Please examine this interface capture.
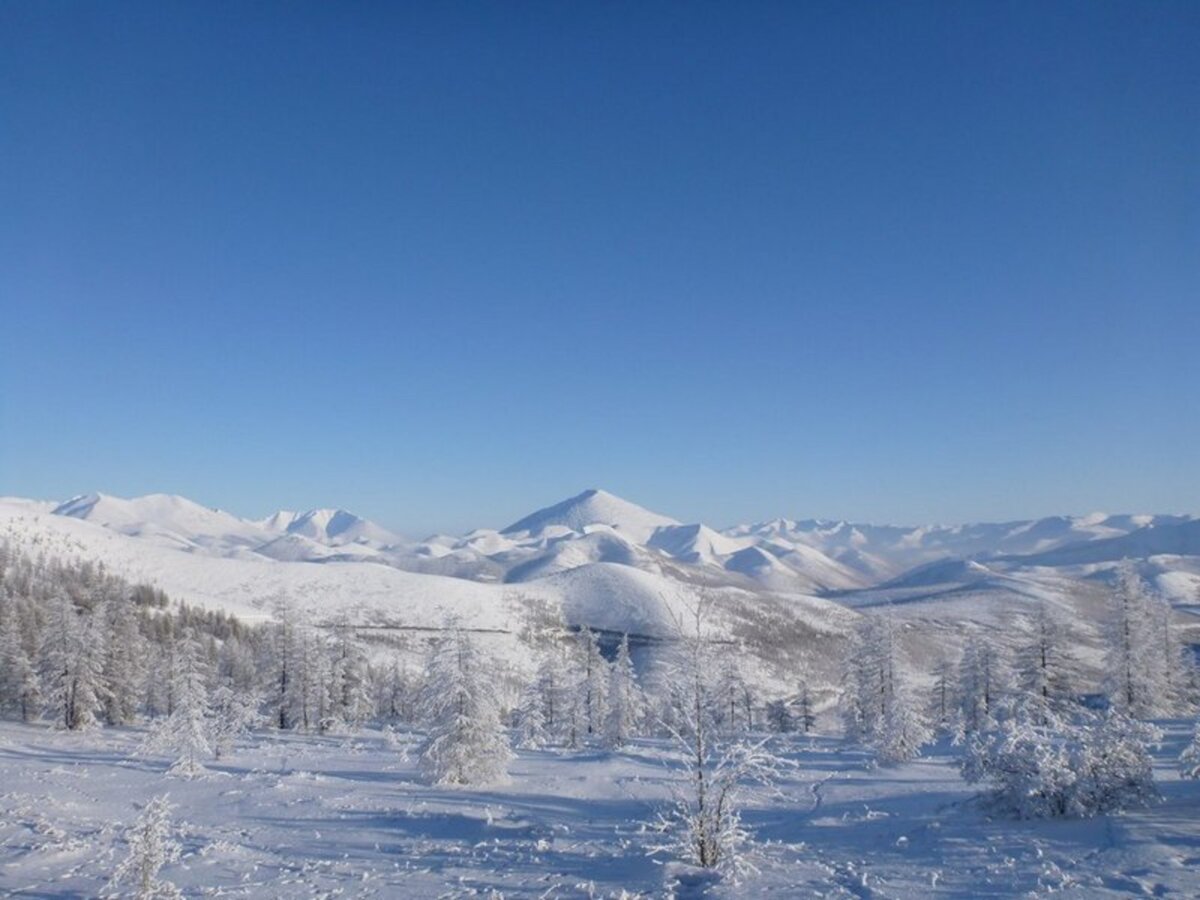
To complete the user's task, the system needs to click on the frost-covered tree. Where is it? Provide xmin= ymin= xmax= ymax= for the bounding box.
xmin=209 ymin=682 xmax=261 ymax=759
xmin=1105 ymin=561 xmax=1171 ymax=718
xmin=41 ymin=595 xmax=108 ymax=731
xmin=512 ymin=678 xmax=549 ymax=749
xmin=1180 ymin=719 xmax=1200 ymax=780
xmin=842 ymin=614 xmax=929 ymax=764
xmin=962 ymin=707 xmax=1160 ymax=818
xmin=0 ymin=605 xmax=39 ymax=721
xmin=716 ymin=650 xmax=754 ymax=734
xmin=1150 ymin=589 xmax=1194 ymax=716
xmin=766 ymin=699 xmax=794 ymax=733
xmin=605 ymin=633 xmax=646 ymax=747
xmin=375 ymin=659 xmax=419 ymax=724
xmin=1014 ymin=603 xmax=1075 ymax=726
xmin=532 ymin=645 xmax=578 ymax=747
xmin=142 ymin=631 xmax=212 ymax=777
xmin=795 ymin=679 xmax=817 ymax=735
xmin=417 ymin=626 xmax=513 ymax=785
xmin=648 ymin=597 xmax=786 ymax=875
xmin=930 ymin=652 xmax=957 ymax=736
xmin=329 ymin=621 xmax=372 ymax=730
xmin=106 ymin=794 xmax=183 ymax=899
xmin=956 ymin=634 xmax=1011 ymax=739
xmin=99 ymin=596 xmax=145 ymax=726
xmin=577 ymin=626 xmax=609 ymax=739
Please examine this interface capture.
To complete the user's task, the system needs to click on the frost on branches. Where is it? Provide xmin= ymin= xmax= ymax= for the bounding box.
xmin=105 ymin=794 xmax=183 ymax=900
xmin=962 ymin=707 xmax=1161 ymax=819
xmin=417 ymin=624 xmax=513 ymax=786
xmin=1180 ymin=719 xmax=1200 ymax=780
xmin=647 ymin=597 xmax=787 ymax=878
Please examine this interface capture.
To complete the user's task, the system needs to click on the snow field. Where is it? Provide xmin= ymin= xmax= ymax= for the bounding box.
xmin=2 ymin=721 xmax=1199 ymax=898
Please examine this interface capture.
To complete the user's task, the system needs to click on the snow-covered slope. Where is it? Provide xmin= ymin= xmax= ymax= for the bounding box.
xmin=53 ymin=492 xmax=275 ymax=554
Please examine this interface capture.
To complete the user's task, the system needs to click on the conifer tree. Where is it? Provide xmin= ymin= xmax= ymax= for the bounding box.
xmin=605 ymin=633 xmax=646 ymax=747
xmin=106 ymin=794 xmax=183 ymax=899
xmin=417 ymin=626 xmax=512 ymax=785
xmin=142 ymin=631 xmax=212 ymax=777
xmin=41 ymin=595 xmax=108 ymax=731
xmin=1014 ymin=603 xmax=1075 ymax=726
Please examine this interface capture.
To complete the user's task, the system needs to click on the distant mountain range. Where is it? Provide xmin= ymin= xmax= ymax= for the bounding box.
xmin=24 ymin=488 xmax=1199 ymax=600
xmin=2 ymin=486 xmax=1196 ymax=692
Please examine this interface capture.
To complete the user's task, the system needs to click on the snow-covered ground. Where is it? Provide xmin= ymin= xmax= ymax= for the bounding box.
xmin=2 ymin=721 xmax=1197 ymax=898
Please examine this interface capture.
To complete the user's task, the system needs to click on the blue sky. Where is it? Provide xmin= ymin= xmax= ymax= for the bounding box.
xmin=1 ymin=2 xmax=1197 ymax=534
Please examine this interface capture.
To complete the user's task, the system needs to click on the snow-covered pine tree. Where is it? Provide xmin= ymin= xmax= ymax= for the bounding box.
xmin=41 ymin=594 xmax=108 ymax=731
xmin=99 ymin=595 xmax=145 ymax=726
xmin=534 ymin=643 xmax=580 ymax=747
xmin=766 ymin=699 xmax=794 ymax=733
xmin=376 ymin=659 xmax=420 ymax=724
xmin=512 ymin=678 xmax=549 ymax=749
xmin=715 ymin=650 xmax=753 ymax=735
xmin=329 ymin=620 xmax=372 ymax=730
xmin=1150 ymin=589 xmax=1194 ymax=715
xmin=271 ymin=618 xmax=295 ymax=730
xmin=605 ymin=633 xmax=646 ymax=747
xmin=209 ymin=681 xmax=261 ymax=759
xmin=1104 ymin=561 xmax=1167 ymax=718
xmin=842 ymin=614 xmax=930 ymax=763
xmin=795 ymin=679 xmax=817 ymax=734
xmin=309 ymin=632 xmax=335 ymax=733
xmin=142 ymin=630 xmax=212 ymax=777
xmin=106 ymin=794 xmax=183 ymax=899
xmin=955 ymin=633 xmax=1010 ymax=739
xmin=930 ymin=652 xmax=957 ymax=737
xmin=1014 ymin=603 xmax=1075 ymax=726
xmin=1181 ymin=718 xmax=1200 ymax=779
xmin=417 ymin=625 xmax=513 ymax=785
xmin=577 ymin=626 xmax=610 ymax=740
xmin=0 ymin=602 xmax=39 ymax=721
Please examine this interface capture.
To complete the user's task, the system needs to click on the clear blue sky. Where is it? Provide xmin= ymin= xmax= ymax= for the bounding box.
xmin=1 ymin=2 xmax=1197 ymax=534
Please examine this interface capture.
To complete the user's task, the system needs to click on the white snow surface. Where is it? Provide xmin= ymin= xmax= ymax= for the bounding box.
xmin=1 ymin=720 xmax=1198 ymax=898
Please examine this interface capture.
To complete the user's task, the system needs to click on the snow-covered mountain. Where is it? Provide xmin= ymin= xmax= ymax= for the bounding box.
xmin=728 ymin=513 xmax=1195 ymax=582
xmin=501 ymin=488 xmax=679 ymax=543
xmin=27 ymin=489 xmax=1200 ymax=604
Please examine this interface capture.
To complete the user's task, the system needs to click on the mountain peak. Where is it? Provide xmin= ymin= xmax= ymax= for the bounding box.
xmin=502 ymin=488 xmax=679 ymax=543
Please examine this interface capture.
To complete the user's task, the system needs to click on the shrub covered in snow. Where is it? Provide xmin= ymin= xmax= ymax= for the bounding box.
xmin=961 ymin=708 xmax=1160 ymax=818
